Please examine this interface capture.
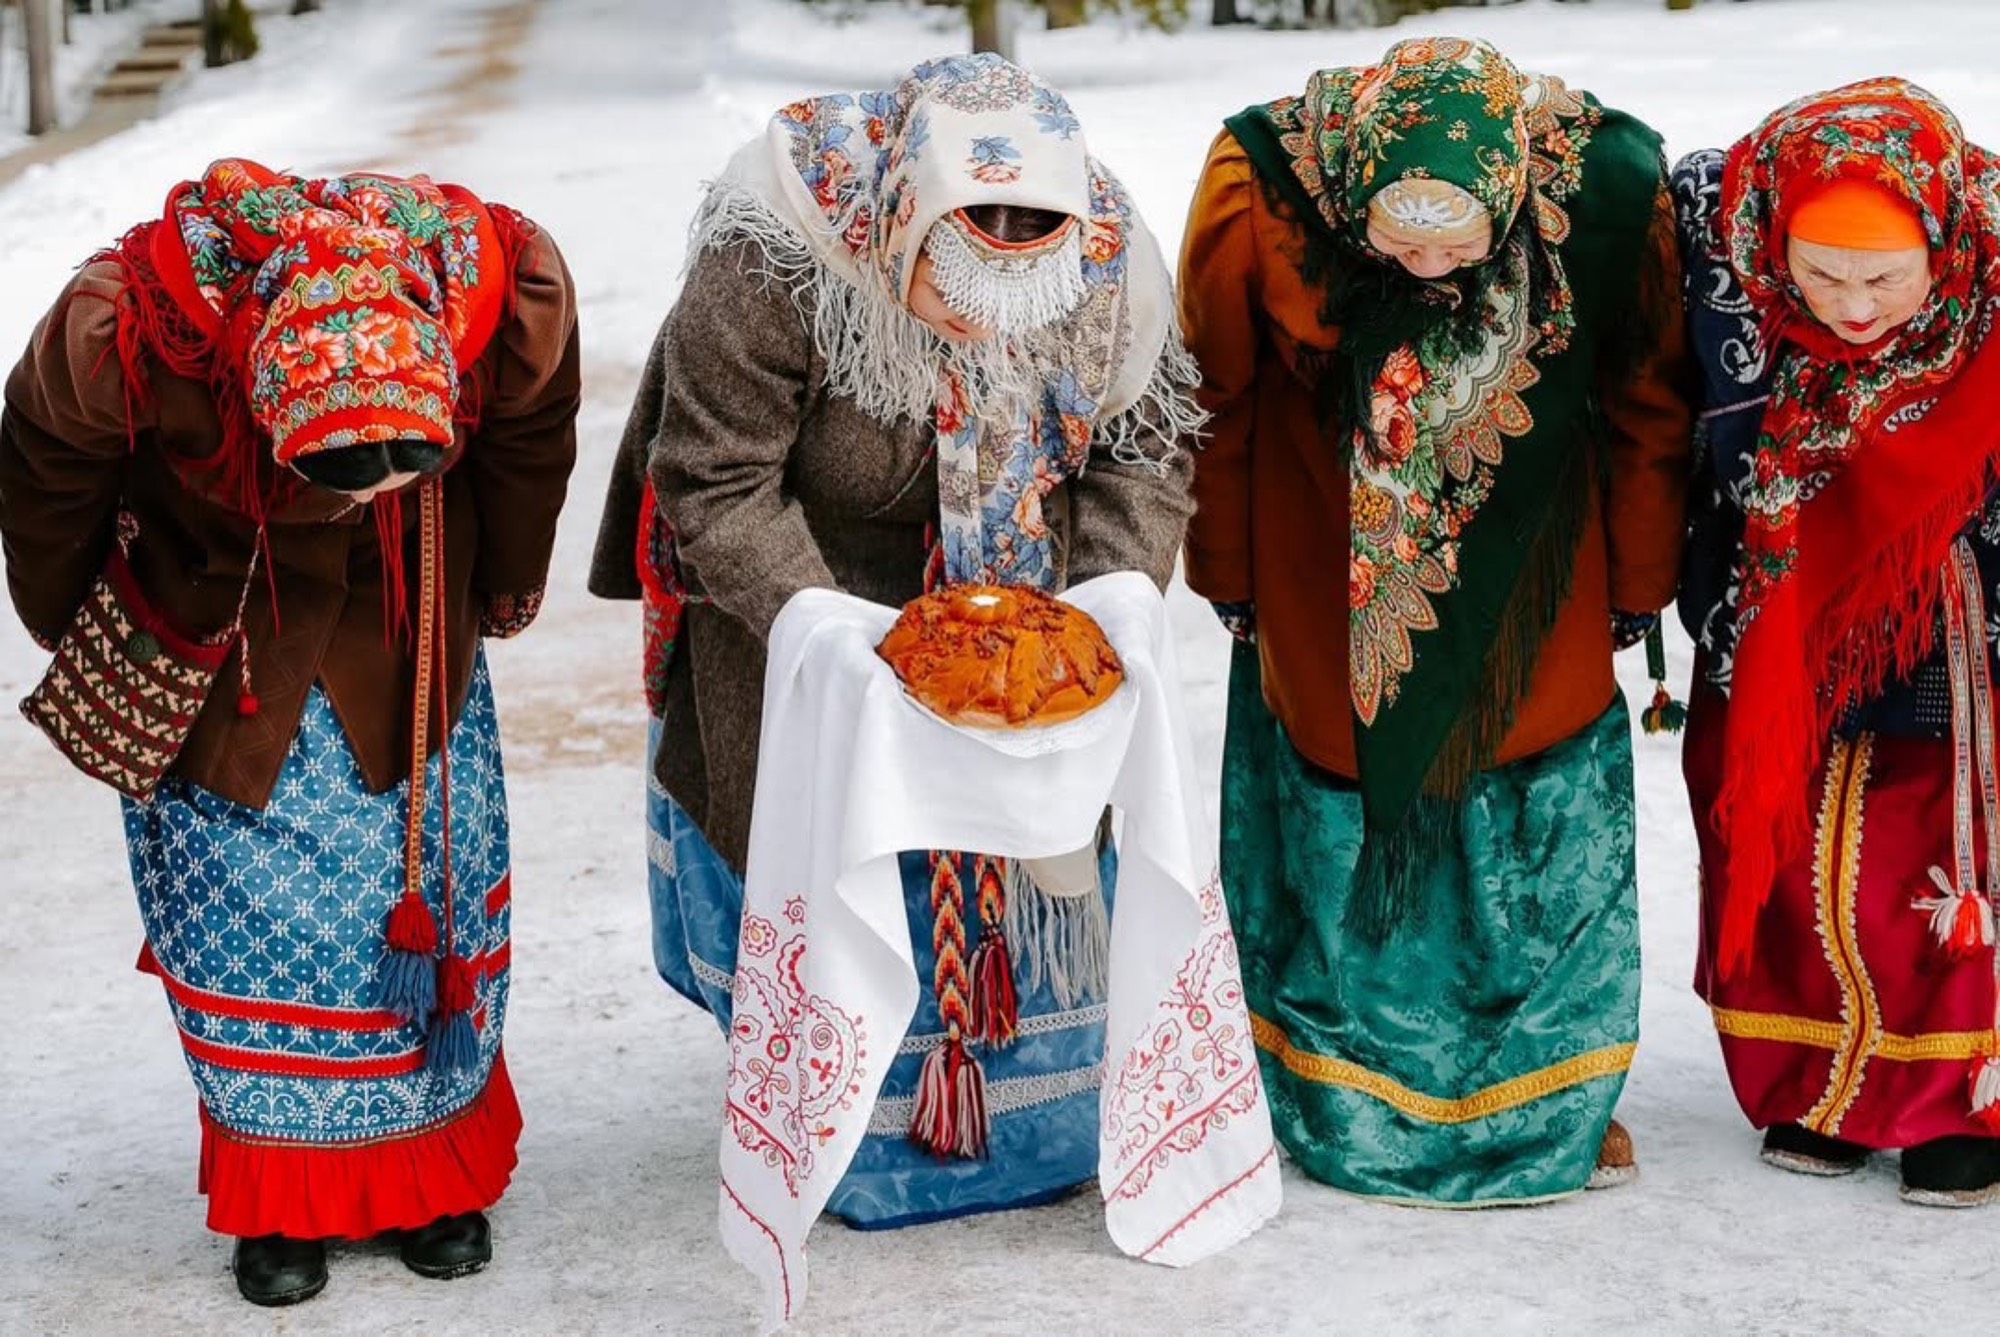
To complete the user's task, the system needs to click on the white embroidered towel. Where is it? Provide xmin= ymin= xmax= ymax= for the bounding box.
xmin=717 ymin=572 xmax=1279 ymax=1331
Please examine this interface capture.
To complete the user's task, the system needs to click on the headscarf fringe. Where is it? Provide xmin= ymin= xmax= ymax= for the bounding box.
xmin=689 ymin=181 xmax=944 ymax=428
xmin=1094 ymin=324 xmax=1205 ymax=475
xmin=96 ymin=223 xmax=279 ymax=522
xmin=1346 ymin=797 xmax=1454 ymax=944
xmin=1598 ymin=183 xmax=1679 ymax=398
xmin=1712 ymin=458 xmax=1999 ymax=975
xmin=453 ymin=203 xmax=538 ymax=438
xmin=689 ymin=180 xmax=1193 ymax=480
xmin=1000 ymin=856 xmax=1110 ymax=1010
xmin=1345 ymin=433 xmax=1591 ymax=941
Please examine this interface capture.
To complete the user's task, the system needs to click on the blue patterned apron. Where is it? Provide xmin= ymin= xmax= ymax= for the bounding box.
xmin=124 ymin=655 xmax=515 ymax=1236
xmin=647 ymin=719 xmax=1109 ymax=1228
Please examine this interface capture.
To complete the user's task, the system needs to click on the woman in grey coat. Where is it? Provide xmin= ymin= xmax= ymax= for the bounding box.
xmin=590 ymin=54 xmax=1199 ymax=1227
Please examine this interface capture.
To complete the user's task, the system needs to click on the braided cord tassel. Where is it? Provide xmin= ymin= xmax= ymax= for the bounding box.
xmin=422 ymin=480 xmax=479 ymax=1074
xmin=967 ymin=855 xmax=1019 ymax=1047
xmin=378 ymin=486 xmax=440 ymax=1025
xmin=910 ymin=852 xmax=989 ymax=1159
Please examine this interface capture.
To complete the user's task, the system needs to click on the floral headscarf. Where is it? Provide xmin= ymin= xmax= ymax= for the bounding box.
xmin=1314 ymin=39 xmax=1532 ymax=245
xmin=1708 ymin=80 xmax=2000 ymax=974
xmin=1721 ymin=79 xmax=1997 ymax=609
xmin=132 ymin=159 xmax=510 ymax=512
xmin=797 ymin=58 xmax=1092 ymax=327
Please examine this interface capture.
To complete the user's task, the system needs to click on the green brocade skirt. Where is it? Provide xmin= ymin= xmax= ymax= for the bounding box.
xmin=1222 ymin=643 xmax=1640 ymax=1206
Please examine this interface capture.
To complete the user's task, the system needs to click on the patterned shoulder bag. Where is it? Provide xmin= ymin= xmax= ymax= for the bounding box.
xmin=19 ymin=513 xmax=257 ymax=802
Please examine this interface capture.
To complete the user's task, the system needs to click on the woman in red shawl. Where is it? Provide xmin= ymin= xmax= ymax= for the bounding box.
xmin=1677 ymin=81 xmax=2000 ymax=1207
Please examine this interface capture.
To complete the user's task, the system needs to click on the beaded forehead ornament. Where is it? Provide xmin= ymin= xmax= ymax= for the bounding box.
xmin=1367 ymin=177 xmax=1491 ymax=244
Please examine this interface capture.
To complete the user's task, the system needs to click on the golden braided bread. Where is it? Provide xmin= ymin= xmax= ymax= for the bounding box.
xmin=877 ymin=585 xmax=1124 ymax=729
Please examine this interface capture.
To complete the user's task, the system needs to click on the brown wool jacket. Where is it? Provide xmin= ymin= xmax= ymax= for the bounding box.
xmin=590 ymin=238 xmax=1196 ymax=871
xmin=1180 ymin=129 xmax=1696 ymax=778
xmin=0 ymin=227 xmax=581 ymax=809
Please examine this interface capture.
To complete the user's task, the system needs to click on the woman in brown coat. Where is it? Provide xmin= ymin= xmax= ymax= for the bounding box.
xmin=1180 ymin=39 xmax=1692 ymax=1206
xmin=0 ymin=160 xmax=578 ymax=1305
xmin=591 ymin=54 xmax=1199 ymax=1229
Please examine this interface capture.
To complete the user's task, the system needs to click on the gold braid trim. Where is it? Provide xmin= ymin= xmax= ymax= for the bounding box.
xmin=1711 ymin=1006 xmax=1996 ymax=1064
xmin=1250 ymin=1013 xmax=1634 ymax=1126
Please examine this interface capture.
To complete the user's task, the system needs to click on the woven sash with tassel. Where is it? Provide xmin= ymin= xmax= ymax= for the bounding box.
xmin=911 ymin=851 xmax=989 ymax=1158
xmin=1911 ymin=540 xmax=2000 ymax=1129
xmin=373 ymin=479 xmax=481 ymax=1072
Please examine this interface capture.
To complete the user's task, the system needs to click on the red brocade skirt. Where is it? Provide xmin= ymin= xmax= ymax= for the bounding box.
xmin=1686 ymin=685 xmax=2000 ymax=1148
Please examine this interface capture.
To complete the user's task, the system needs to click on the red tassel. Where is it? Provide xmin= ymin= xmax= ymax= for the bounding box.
xmin=437 ymin=953 xmax=479 ymax=1016
xmin=236 ymin=691 xmax=261 ymax=718
xmin=968 ymin=934 xmax=1019 ymax=1047
xmin=1971 ymin=1057 xmax=2000 ymax=1133
xmin=1914 ymin=872 xmax=1995 ymax=960
xmin=909 ymin=1034 xmax=989 ymax=1160
xmin=386 ymin=891 xmax=439 ymax=955
xmin=1948 ymin=894 xmax=1995 ymax=957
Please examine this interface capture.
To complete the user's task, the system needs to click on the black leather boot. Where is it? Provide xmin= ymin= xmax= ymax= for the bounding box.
xmin=1900 ymin=1135 xmax=2000 ymax=1207
xmin=1760 ymin=1122 xmax=1870 ymax=1177
xmin=400 ymin=1210 xmax=492 ymax=1279
xmin=233 ymin=1234 xmax=327 ymax=1306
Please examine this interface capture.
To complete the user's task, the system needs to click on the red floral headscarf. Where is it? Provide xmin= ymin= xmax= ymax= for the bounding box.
xmin=1711 ymin=79 xmax=2000 ymax=974
xmin=1721 ymin=78 xmax=1998 ymax=607
xmin=116 ymin=158 xmax=515 ymax=516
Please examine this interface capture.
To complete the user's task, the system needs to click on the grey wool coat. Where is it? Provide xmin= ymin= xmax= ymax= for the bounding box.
xmin=590 ymin=238 xmax=1197 ymax=870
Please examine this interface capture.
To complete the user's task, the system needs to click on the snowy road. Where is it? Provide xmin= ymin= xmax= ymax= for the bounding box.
xmin=1 ymin=1 xmax=1994 ymax=1333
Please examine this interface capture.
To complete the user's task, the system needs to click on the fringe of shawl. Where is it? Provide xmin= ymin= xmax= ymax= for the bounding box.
xmin=1000 ymin=856 xmax=1111 ymax=1011
xmin=96 ymin=222 xmax=286 ymax=524
xmin=686 ymin=182 xmax=1199 ymax=472
xmin=1346 ymin=429 xmax=1595 ymax=942
xmin=1713 ymin=460 xmax=2000 ymax=977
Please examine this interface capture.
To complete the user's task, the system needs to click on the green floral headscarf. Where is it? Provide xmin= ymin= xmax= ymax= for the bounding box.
xmin=1321 ymin=39 xmax=1532 ymax=244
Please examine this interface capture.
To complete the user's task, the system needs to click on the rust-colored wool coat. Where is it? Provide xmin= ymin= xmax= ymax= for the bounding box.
xmin=0 ymin=229 xmax=580 ymax=809
xmin=1179 ymin=129 xmax=1696 ymax=777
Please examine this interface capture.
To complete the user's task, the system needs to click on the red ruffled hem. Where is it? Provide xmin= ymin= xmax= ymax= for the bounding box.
xmin=198 ymin=1051 xmax=522 ymax=1240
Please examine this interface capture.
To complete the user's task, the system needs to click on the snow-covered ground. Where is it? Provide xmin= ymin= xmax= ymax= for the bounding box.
xmin=1 ymin=0 xmax=1992 ymax=1332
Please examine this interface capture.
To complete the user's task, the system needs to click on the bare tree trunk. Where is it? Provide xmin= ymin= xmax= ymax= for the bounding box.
xmin=1046 ymin=0 xmax=1085 ymax=28
xmin=26 ymin=0 xmax=59 ymax=136
xmin=62 ymin=0 xmax=73 ymax=45
xmin=203 ymin=0 xmax=225 ymax=67
xmin=969 ymin=0 xmax=1017 ymax=57
xmin=1212 ymin=0 xmax=1247 ymax=22
xmin=1332 ymin=0 xmax=1409 ymax=26
xmin=292 ymin=0 xmax=323 ymax=12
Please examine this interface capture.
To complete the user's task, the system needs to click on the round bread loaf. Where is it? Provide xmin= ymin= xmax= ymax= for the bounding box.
xmin=877 ymin=584 xmax=1124 ymax=729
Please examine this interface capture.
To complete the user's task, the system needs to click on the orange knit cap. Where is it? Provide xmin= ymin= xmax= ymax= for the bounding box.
xmin=1788 ymin=178 xmax=1928 ymax=251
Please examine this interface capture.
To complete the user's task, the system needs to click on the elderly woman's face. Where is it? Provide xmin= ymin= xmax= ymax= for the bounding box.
xmin=1786 ymin=236 xmax=1933 ymax=344
xmin=907 ymin=253 xmax=997 ymax=344
xmin=1366 ymin=216 xmax=1494 ymax=280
